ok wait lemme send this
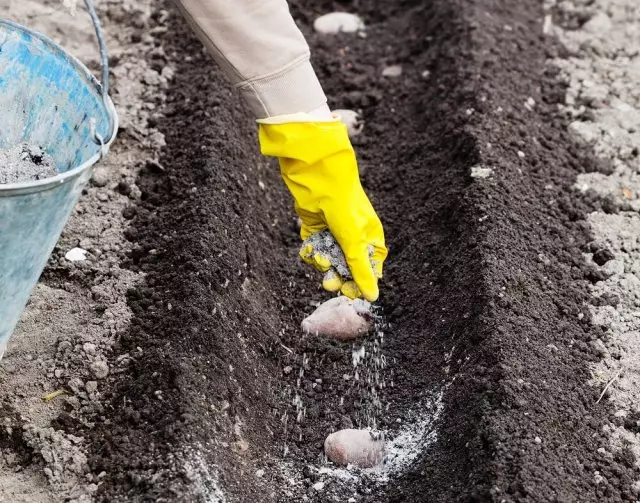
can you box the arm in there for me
[174,0,327,119]
[174,0,387,301]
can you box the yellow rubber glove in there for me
[258,114,387,301]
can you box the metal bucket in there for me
[0,1,117,359]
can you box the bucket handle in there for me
[83,0,115,154]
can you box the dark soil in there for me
[56,0,640,501]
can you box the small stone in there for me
[149,131,166,148]
[85,381,98,394]
[313,482,325,491]
[90,361,109,379]
[302,297,371,341]
[283,366,293,375]
[91,170,109,187]
[594,472,605,485]
[65,247,88,262]
[314,12,364,34]
[534,436,542,444]
[421,70,431,79]
[381,65,402,78]
[256,469,265,478]
[334,109,364,138]
[517,150,525,159]
[324,429,385,468]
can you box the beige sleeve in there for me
[173,0,328,119]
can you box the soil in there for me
[1,0,640,502]
[552,0,640,490]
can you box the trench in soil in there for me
[64,0,640,501]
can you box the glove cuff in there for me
[257,112,340,125]
[258,120,354,165]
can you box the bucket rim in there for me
[0,19,119,196]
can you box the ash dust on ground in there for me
[1,0,640,502]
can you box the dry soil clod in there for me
[90,360,109,379]
[324,429,386,468]
[302,296,371,341]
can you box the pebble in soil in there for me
[0,144,57,184]
[64,247,88,262]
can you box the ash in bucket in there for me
[0,144,57,184]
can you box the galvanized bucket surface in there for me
[0,5,117,358]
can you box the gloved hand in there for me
[258,114,387,301]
